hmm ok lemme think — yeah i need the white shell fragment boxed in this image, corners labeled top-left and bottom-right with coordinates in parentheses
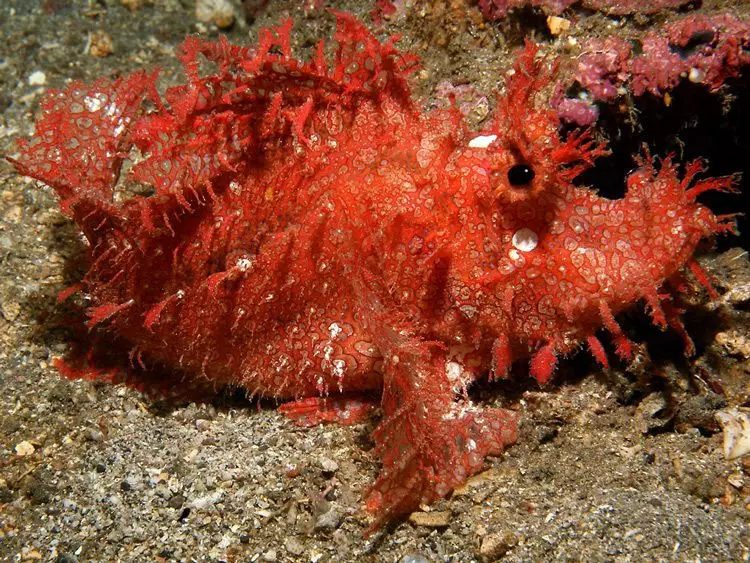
top-left (468, 134), bottom-right (497, 149)
top-left (28, 70), bottom-right (47, 86)
top-left (715, 409), bottom-right (750, 459)
top-left (15, 440), bottom-right (35, 456)
top-left (512, 228), bottom-right (539, 252)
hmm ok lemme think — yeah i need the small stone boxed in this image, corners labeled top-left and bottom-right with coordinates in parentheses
top-left (715, 409), bottom-right (750, 459)
top-left (168, 494), bottom-right (186, 508)
top-left (547, 15), bottom-right (571, 36)
top-left (728, 472), bottom-right (744, 489)
top-left (634, 392), bottom-right (668, 434)
top-left (688, 67), bottom-right (706, 84)
top-left (28, 70), bottom-right (47, 86)
top-left (195, 418), bottom-right (211, 431)
top-left (261, 549), bottom-right (277, 562)
top-left (714, 331), bottom-right (750, 359)
top-left (88, 31), bottom-right (114, 57)
top-left (85, 428), bottom-right (104, 442)
top-left (196, 0), bottom-right (236, 29)
top-left (1, 299), bottom-right (21, 322)
top-left (408, 510), bottom-right (451, 528)
top-left (15, 440), bottom-right (35, 456)
top-left (313, 506), bottom-right (342, 531)
top-left (319, 457), bottom-right (338, 474)
top-left (284, 462), bottom-right (301, 478)
top-left (478, 532), bottom-right (518, 560)
top-left (119, 0), bottom-right (143, 11)
top-left (284, 536), bottom-right (304, 556)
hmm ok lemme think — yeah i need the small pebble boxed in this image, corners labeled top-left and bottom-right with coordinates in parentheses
top-left (85, 428), bottom-right (104, 442)
top-left (319, 457), bottom-right (338, 474)
top-left (547, 15), bottom-right (571, 36)
top-left (169, 492), bottom-right (186, 509)
top-left (400, 553), bottom-right (431, 563)
top-left (688, 67), bottom-right (706, 84)
top-left (119, 0), bottom-right (143, 11)
top-left (88, 31), bottom-right (114, 57)
top-left (284, 536), bottom-right (304, 556)
top-left (478, 532), bottom-right (518, 560)
top-left (195, 0), bottom-right (236, 29)
top-left (716, 409), bottom-right (750, 459)
top-left (313, 506), bottom-right (342, 531)
top-left (15, 440), bottom-right (35, 456)
top-left (27, 70), bottom-right (46, 86)
top-left (408, 510), bottom-right (451, 528)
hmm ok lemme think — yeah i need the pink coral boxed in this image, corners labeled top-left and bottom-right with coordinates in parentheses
top-left (575, 14), bottom-right (750, 109)
top-left (10, 13), bottom-right (737, 530)
top-left (632, 14), bottom-right (750, 96)
top-left (478, 0), bottom-right (690, 20)
top-left (558, 14), bottom-right (750, 124)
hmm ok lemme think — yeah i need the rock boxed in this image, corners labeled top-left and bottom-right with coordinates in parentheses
top-left (119, 0), bottom-right (144, 11)
top-left (168, 494), bottom-right (186, 508)
top-left (313, 506), bottom-right (342, 531)
top-left (400, 553), bottom-right (431, 563)
top-left (15, 440), bottom-right (35, 456)
top-left (408, 510), bottom-right (451, 528)
top-left (715, 409), bottom-right (750, 459)
top-left (547, 15), bottom-right (570, 36)
top-left (28, 70), bottom-right (46, 86)
top-left (714, 331), bottom-right (750, 359)
top-left (284, 536), bottom-right (304, 556)
top-left (85, 428), bottom-right (104, 442)
top-left (195, 0), bottom-right (236, 29)
top-left (478, 532), bottom-right (518, 561)
top-left (87, 31), bottom-right (114, 58)
top-left (634, 392), bottom-right (668, 434)
top-left (319, 457), bottom-right (338, 474)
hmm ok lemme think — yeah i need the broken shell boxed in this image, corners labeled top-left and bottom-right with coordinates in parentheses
top-left (715, 409), bottom-right (750, 460)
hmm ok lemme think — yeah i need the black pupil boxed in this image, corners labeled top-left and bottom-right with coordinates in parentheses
top-left (507, 164), bottom-right (535, 186)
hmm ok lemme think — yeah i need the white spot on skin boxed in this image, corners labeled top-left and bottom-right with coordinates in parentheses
top-left (512, 228), bottom-right (539, 252)
top-left (331, 358), bottom-right (346, 378)
top-left (468, 134), bottom-right (497, 149)
top-left (328, 322), bottom-right (342, 339)
top-left (235, 257), bottom-right (253, 271)
top-left (445, 361), bottom-right (463, 382)
top-left (84, 95), bottom-right (105, 112)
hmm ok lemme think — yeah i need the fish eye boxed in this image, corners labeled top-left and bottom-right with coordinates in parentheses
top-left (507, 164), bottom-right (535, 187)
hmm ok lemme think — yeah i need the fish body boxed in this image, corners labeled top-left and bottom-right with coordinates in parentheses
top-left (10, 13), bottom-right (734, 527)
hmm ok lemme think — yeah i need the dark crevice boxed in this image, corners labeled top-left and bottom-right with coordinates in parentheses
top-left (570, 74), bottom-right (750, 250)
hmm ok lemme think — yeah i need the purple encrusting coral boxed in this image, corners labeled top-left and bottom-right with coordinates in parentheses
top-left (478, 0), bottom-right (691, 20)
top-left (554, 14), bottom-right (750, 125)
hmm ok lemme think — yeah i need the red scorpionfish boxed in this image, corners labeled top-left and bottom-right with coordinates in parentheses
top-left (10, 13), bottom-right (737, 529)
